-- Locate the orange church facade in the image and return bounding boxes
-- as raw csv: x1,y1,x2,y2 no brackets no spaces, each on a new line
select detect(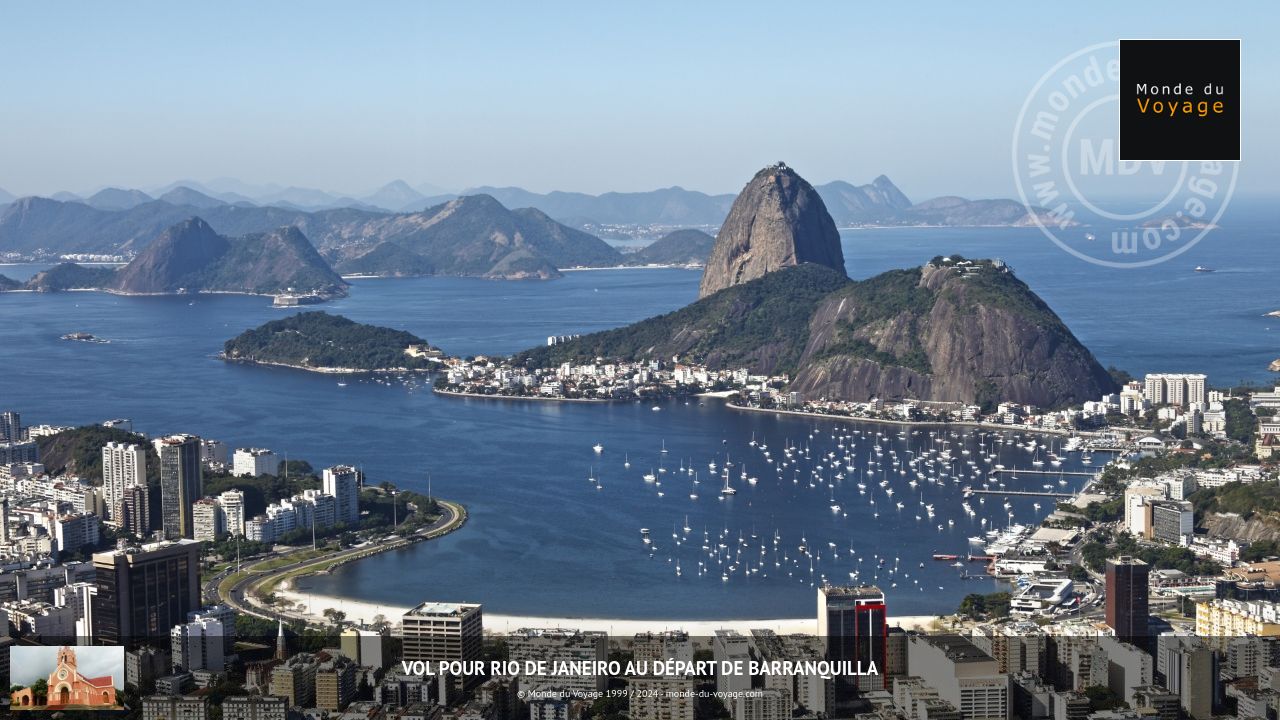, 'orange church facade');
10,646,118,709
